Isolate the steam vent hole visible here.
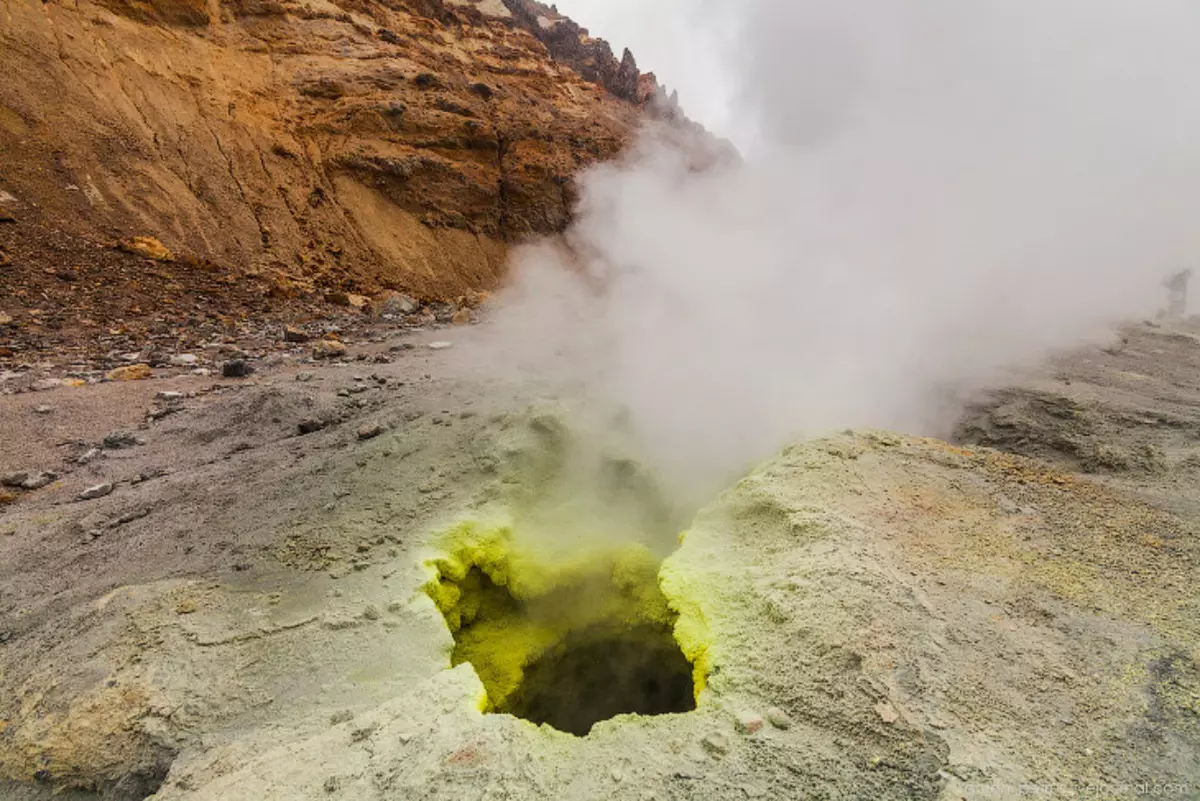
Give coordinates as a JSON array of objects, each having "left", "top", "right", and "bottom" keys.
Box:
[{"left": 424, "top": 524, "right": 700, "bottom": 736}]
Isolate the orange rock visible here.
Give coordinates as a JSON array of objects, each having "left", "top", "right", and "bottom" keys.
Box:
[
  {"left": 118, "top": 237, "right": 174, "bottom": 262},
  {"left": 107, "top": 364, "right": 153, "bottom": 381}
]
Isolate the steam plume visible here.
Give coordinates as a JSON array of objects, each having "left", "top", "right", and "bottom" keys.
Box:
[{"left": 486, "top": 0, "right": 1200, "bottom": 500}]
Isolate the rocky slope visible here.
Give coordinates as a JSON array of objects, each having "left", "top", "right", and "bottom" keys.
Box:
[{"left": 0, "top": 0, "right": 691, "bottom": 331}]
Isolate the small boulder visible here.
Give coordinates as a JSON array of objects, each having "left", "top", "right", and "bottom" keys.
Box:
[
  {"left": 313, "top": 340, "right": 347, "bottom": 360},
  {"left": 222, "top": 359, "right": 254, "bottom": 378},
  {"left": 103, "top": 430, "right": 139, "bottom": 449},
  {"left": 283, "top": 325, "right": 310, "bottom": 343},
  {"left": 169, "top": 354, "right": 199, "bottom": 367},
  {"left": 765, "top": 707, "right": 793, "bottom": 730},
  {"left": 118, "top": 236, "right": 174, "bottom": 262},
  {"left": 357, "top": 423, "right": 385, "bottom": 441},
  {"left": 1, "top": 472, "right": 30, "bottom": 487},
  {"left": 298, "top": 418, "right": 329, "bottom": 435},
  {"left": 79, "top": 483, "right": 114, "bottom": 501},
  {"left": 107, "top": 364, "right": 153, "bottom": 381},
  {"left": 20, "top": 471, "right": 58, "bottom": 490},
  {"left": 370, "top": 292, "right": 418, "bottom": 318}
]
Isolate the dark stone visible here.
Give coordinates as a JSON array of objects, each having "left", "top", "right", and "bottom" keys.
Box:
[{"left": 222, "top": 359, "right": 254, "bottom": 378}]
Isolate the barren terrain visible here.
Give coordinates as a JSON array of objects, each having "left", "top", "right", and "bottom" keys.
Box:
[{"left": 0, "top": 314, "right": 1196, "bottom": 801}]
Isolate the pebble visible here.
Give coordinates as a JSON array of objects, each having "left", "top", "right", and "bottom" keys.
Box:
[
  {"left": 357, "top": 424, "right": 385, "bottom": 441},
  {"left": 169, "top": 354, "right": 199, "bottom": 367},
  {"left": 298, "top": 418, "right": 329, "bottom": 435},
  {"left": 77, "top": 449, "right": 101, "bottom": 465},
  {"left": 875, "top": 701, "right": 900, "bottom": 724},
  {"left": 295, "top": 372, "right": 315, "bottom": 382},
  {"left": 33, "top": 404, "right": 53, "bottom": 414},
  {"left": 79, "top": 483, "right": 114, "bottom": 501},
  {"left": 701, "top": 732, "right": 730, "bottom": 755},
  {"left": 766, "top": 707, "right": 793, "bottom": 730},
  {"left": 427, "top": 341, "right": 453, "bottom": 350},
  {"left": 192, "top": 368, "right": 212, "bottom": 377},
  {"left": 735, "top": 712, "right": 764, "bottom": 735},
  {"left": 222, "top": 359, "right": 254, "bottom": 378},
  {"left": 103, "top": 430, "right": 139, "bottom": 449},
  {"left": 156, "top": 391, "right": 185, "bottom": 402}
]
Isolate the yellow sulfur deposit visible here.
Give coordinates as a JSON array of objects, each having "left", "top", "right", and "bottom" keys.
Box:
[{"left": 422, "top": 520, "right": 706, "bottom": 730}]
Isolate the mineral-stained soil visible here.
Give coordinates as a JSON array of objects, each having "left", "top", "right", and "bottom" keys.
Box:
[
  {"left": 0, "top": 317, "right": 1197, "bottom": 801},
  {"left": 0, "top": 0, "right": 717, "bottom": 365}
]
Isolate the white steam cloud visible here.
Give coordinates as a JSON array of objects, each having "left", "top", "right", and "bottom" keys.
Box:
[{"left": 486, "top": 0, "right": 1200, "bottom": 500}]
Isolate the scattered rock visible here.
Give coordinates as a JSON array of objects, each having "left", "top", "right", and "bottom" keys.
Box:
[
  {"left": 371, "top": 292, "right": 418, "bottom": 318},
  {"left": 0, "top": 312, "right": 12, "bottom": 326},
  {"left": 325, "top": 291, "right": 369, "bottom": 309},
  {"left": 295, "top": 371, "right": 315, "bottom": 382},
  {"left": 283, "top": 325, "right": 310, "bottom": 343},
  {"left": 156, "top": 391, "right": 185, "bottom": 402},
  {"left": 0, "top": 250, "right": 8, "bottom": 266},
  {"left": 427, "top": 341, "right": 453, "bottom": 350},
  {"left": 175, "top": 599, "right": 198, "bottom": 615},
  {"left": 298, "top": 418, "right": 329, "bottom": 435},
  {"left": 79, "top": 483, "right": 114, "bottom": 501},
  {"left": 222, "top": 359, "right": 254, "bottom": 378},
  {"left": 31, "top": 378, "right": 61, "bottom": 391},
  {"left": 765, "top": 707, "right": 793, "bottom": 730},
  {"left": 451, "top": 308, "right": 472, "bottom": 326},
  {"left": 118, "top": 235, "right": 174, "bottom": 261},
  {"left": 0, "top": 490, "right": 17, "bottom": 506},
  {"left": 735, "top": 712, "right": 764, "bottom": 735},
  {"left": 329, "top": 710, "right": 354, "bottom": 726},
  {"left": 103, "top": 430, "right": 139, "bottom": 449},
  {"left": 701, "top": 732, "right": 730, "bottom": 756},
  {"left": 111, "top": 507, "right": 151, "bottom": 527},
  {"left": 361, "top": 604, "right": 381, "bottom": 620},
  {"left": 33, "top": 405, "right": 53, "bottom": 415},
  {"left": 389, "top": 343, "right": 415, "bottom": 352},
  {"left": 20, "top": 471, "right": 58, "bottom": 490},
  {"left": 357, "top": 423, "right": 385, "bottom": 441},
  {"left": 107, "top": 363, "right": 153, "bottom": 381},
  {"left": 313, "top": 340, "right": 347, "bottom": 360},
  {"left": 2, "top": 472, "right": 29, "bottom": 487},
  {"left": 875, "top": 701, "right": 900, "bottom": 725},
  {"left": 0, "top": 206, "right": 15, "bottom": 223},
  {"left": 169, "top": 353, "right": 199, "bottom": 367}
]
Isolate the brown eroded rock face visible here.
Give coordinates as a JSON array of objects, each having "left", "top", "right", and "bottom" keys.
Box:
[{"left": 0, "top": 0, "right": 702, "bottom": 311}]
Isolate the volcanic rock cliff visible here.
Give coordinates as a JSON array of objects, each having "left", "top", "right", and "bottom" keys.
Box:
[{"left": 0, "top": 0, "right": 692, "bottom": 308}]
